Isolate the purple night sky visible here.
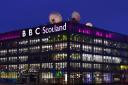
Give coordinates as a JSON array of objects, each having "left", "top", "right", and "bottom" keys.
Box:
[{"left": 0, "top": 0, "right": 128, "bottom": 35}]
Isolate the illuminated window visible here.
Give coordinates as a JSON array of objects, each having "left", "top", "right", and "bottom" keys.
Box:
[
  {"left": 82, "top": 36, "right": 92, "bottom": 43},
  {"left": 8, "top": 49, "right": 17, "bottom": 54},
  {"left": 82, "top": 45, "right": 92, "bottom": 52},
  {"left": 112, "top": 57, "right": 121, "bottom": 63},
  {"left": 94, "top": 38, "right": 102, "bottom": 45},
  {"left": 93, "top": 55, "right": 102, "bottom": 62},
  {"left": 54, "top": 43, "right": 67, "bottom": 51},
  {"left": 62, "top": 34, "right": 67, "bottom": 41},
  {"left": 103, "top": 48, "right": 111, "bottom": 54},
  {"left": 0, "top": 50, "right": 7, "bottom": 56},
  {"left": 8, "top": 65, "right": 18, "bottom": 79},
  {"left": 9, "top": 65, "right": 17, "bottom": 71},
  {"left": 104, "top": 40, "right": 120, "bottom": 48},
  {"left": 70, "top": 42, "right": 80, "bottom": 51},
  {"left": 70, "top": 63, "right": 80, "bottom": 69},
  {"left": 70, "top": 72, "right": 81, "bottom": 84},
  {"left": 70, "top": 34, "right": 81, "bottom": 42},
  {"left": 47, "top": 36, "right": 54, "bottom": 43},
  {"left": 29, "top": 64, "right": 40, "bottom": 72},
  {"left": 42, "top": 63, "right": 53, "bottom": 69},
  {"left": 103, "top": 73, "right": 111, "bottom": 83},
  {"left": 94, "top": 64, "right": 101, "bottom": 70},
  {"left": 30, "top": 38, "right": 40, "bottom": 45},
  {"left": 108, "top": 41, "right": 120, "bottom": 48},
  {"left": 42, "top": 44, "right": 53, "bottom": 52},
  {"left": 104, "top": 40, "right": 109, "bottom": 46},
  {"left": 18, "top": 40, "right": 28, "bottom": 45},
  {"left": 93, "top": 72, "right": 102, "bottom": 83},
  {"left": 0, "top": 58, "right": 7, "bottom": 62},
  {"left": 83, "top": 63, "right": 92, "bottom": 69},
  {"left": 55, "top": 62, "right": 67, "bottom": 69},
  {"left": 94, "top": 46, "right": 102, "bottom": 53},
  {"left": 19, "top": 48, "right": 28, "bottom": 53},
  {"left": 103, "top": 56, "right": 112, "bottom": 63},
  {"left": 104, "top": 39, "right": 114, "bottom": 47},
  {"left": 19, "top": 64, "right": 29, "bottom": 75},
  {"left": 54, "top": 34, "right": 67, "bottom": 42},
  {"left": 42, "top": 72, "right": 53, "bottom": 79},
  {"left": 42, "top": 38, "right": 49, "bottom": 43},
  {"left": 8, "top": 72, "right": 18, "bottom": 79},
  {"left": 82, "top": 54, "right": 93, "bottom": 61},
  {"left": 70, "top": 53, "right": 80, "bottom": 60},
  {"left": 83, "top": 72, "right": 92, "bottom": 84},
  {"left": 0, "top": 65, "right": 8, "bottom": 78},
  {"left": 30, "top": 46, "right": 40, "bottom": 53},
  {"left": 0, "top": 65, "right": 7, "bottom": 71},
  {"left": 9, "top": 57, "right": 17, "bottom": 62},
  {"left": 120, "top": 65, "right": 128, "bottom": 70},
  {"left": 53, "top": 53, "right": 67, "bottom": 61},
  {"left": 19, "top": 56, "right": 28, "bottom": 62}
]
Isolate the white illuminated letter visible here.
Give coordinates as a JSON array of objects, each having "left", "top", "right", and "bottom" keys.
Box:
[
  {"left": 42, "top": 27, "right": 46, "bottom": 34},
  {"left": 22, "top": 30, "right": 26, "bottom": 37},
  {"left": 29, "top": 29, "right": 33, "bottom": 36},
  {"left": 35, "top": 28, "right": 40, "bottom": 35},
  {"left": 63, "top": 23, "right": 67, "bottom": 30}
]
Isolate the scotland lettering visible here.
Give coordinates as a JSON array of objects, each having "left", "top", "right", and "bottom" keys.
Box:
[{"left": 22, "top": 23, "right": 67, "bottom": 37}]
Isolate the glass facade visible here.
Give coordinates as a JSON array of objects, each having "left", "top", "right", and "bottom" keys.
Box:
[{"left": 0, "top": 22, "right": 128, "bottom": 84}]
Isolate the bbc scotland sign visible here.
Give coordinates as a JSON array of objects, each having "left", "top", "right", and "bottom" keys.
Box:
[{"left": 22, "top": 23, "right": 67, "bottom": 37}]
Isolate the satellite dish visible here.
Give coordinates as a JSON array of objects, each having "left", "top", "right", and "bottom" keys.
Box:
[
  {"left": 72, "top": 11, "right": 81, "bottom": 22},
  {"left": 85, "top": 22, "right": 93, "bottom": 27},
  {"left": 49, "top": 12, "right": 62, "bottom": 24}
]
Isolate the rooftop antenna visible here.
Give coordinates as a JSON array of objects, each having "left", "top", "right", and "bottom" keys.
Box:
[
  {"left": 49, "top": 12, "right": 62, "bottom": 24},
  {"left": 85, "top": 22, "right": 93, "bottom": 27},
  {"left": 71, "top": 11, "right": 81, "bottom": 22}
]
